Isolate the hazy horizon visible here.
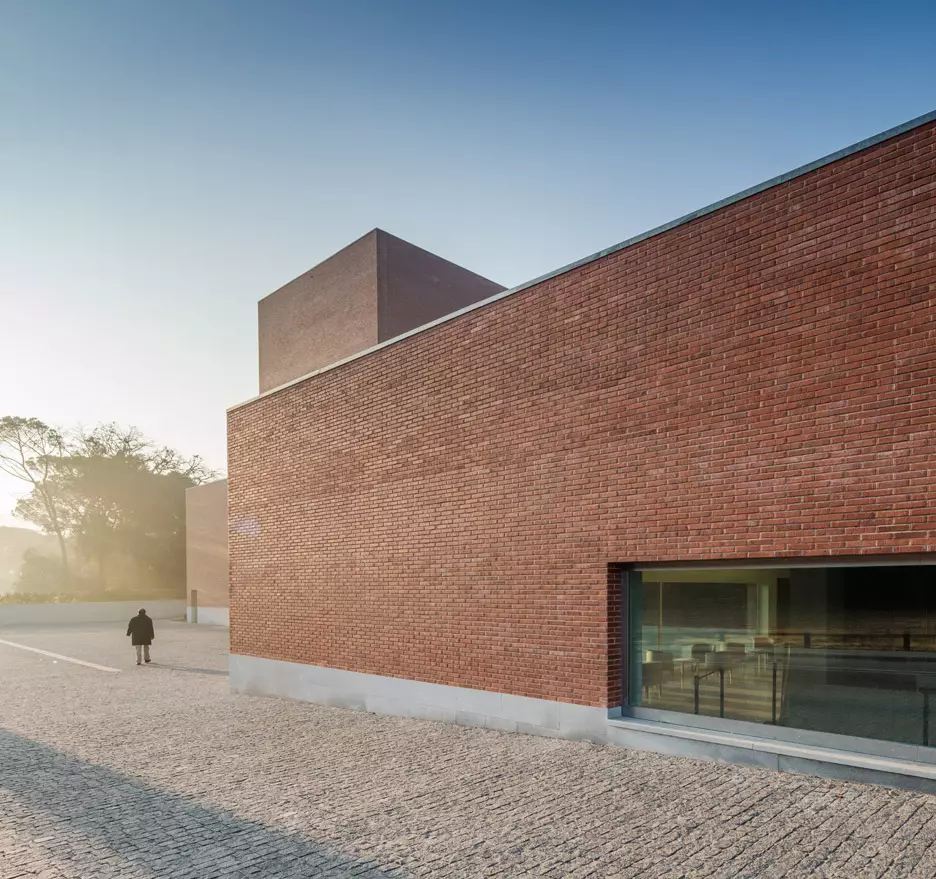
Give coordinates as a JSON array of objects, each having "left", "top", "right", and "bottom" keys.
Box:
[{"left": 2, "top": 0, "right": 935, "bottom": 527}]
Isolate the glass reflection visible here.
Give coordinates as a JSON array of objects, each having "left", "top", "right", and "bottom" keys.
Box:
[{"left": 628, "top": 565, "right": 936, "bottom": 748}]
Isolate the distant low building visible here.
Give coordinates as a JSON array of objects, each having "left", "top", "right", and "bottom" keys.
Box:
[{"left": 185, "top": 479, "right": 229, "bottom": 625}]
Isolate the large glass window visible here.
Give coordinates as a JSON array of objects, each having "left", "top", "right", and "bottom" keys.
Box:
[{"left": 627, "top": 564, "right": 936, "bottom": 748}]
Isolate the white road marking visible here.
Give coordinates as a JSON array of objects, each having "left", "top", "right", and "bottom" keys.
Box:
[{"left": 0, "top": 638, "right": 121, "bottom": 673}]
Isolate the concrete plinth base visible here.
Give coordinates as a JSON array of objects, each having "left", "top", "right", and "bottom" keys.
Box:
[
  {"left": 228, "top": 654, "right": 936, "bottom": 793},
  {"left": 229, "top": 654, "right": 609, "bottom": 741}
]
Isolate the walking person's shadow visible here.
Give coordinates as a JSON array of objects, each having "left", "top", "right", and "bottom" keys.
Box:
[{"left": 144, "top": 663, "right": 229, "bottom": 677}]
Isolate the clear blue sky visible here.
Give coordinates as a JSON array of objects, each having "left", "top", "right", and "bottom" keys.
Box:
[{"left": 1, "top": 0, "right": 934, "bottom": 525}]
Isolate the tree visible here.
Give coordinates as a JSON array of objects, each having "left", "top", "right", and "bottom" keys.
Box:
[
  {"left": 77, "top": 423, "right": 214, "bottom": 482},
  {"left": 0, "top": 417, "right": 70, "bottom": 585},
  {"left": 13, "top": 548, "right": 83, "bottom": 596},
  {"left": 3, "top": 417, "right": 219, "bottom": 597},
  {"left": 11, "top": 421, "right": 216, "bottom": 594},
  {"left": 64, "top": 424, "right": 215, "bottom": 591}
]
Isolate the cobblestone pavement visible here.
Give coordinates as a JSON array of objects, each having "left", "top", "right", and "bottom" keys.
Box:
[{"left": 1, "top": 623, "right": 935, "bottom": 878}]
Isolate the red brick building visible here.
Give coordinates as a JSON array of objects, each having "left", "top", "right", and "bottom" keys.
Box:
[{"left": 228, "top": 111, "right": 936, "bottom": 788}]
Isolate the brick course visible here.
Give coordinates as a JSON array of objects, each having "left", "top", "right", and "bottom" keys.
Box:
[{"left": 228, "top": 119, "right": 936, "bottom": 709}]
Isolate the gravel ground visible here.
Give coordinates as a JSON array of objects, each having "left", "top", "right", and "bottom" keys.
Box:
[{"left": 0, "top": 621, "right": 935, "bottom": 878}]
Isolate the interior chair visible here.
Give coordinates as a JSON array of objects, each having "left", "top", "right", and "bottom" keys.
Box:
[
  {"left": 753, "top": 635, "right": 775, "bottom": 667},
  {"left": 704, "top": 650, "right": 733, "bottom": 684},
  {"left": 642, "top": 661, "right": 664, "bottom": 699},
  {"left": 647, "top": 650, "right": 675, "bottom": 682},
  {"left": 724, "top": 641, "right": 747, "bottom": 675}
]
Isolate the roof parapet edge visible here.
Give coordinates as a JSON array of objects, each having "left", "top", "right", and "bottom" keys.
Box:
[{"left": 229, "top": 108, "right": 936, "bottom": 414}]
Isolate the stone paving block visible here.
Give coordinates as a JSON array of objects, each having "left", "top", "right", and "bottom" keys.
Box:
[{"left": 0, "top": 622, "right": 934, "bottom": 878}]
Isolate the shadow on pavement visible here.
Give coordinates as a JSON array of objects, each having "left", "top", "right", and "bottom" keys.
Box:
[
  {"left": 0, "top": 727, "right": 401, "bottom": 878},
  {"left": 145, "top": 663, "right": 229, "bottom": 676}
]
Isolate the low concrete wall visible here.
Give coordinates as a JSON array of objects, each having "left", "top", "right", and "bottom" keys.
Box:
[
  {"left": 186, "top": 606, "right": 229, "bottom": 627},
  {"left": 0, "top": 599, "right": 185, "bottom": 626}
]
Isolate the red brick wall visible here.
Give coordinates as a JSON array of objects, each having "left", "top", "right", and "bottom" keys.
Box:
[
  {"left": 228, "top": 119, "right": 936, "bottom": 709},
  {"left": 378, "top": 230, "right": 505, "bottom": 340},
  {"left": 258, "top": 231, "right": 379, "bottom": 393}
]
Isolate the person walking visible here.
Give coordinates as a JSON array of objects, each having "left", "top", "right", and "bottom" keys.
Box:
[{"left": 127, "top": 608, "right": 155, "bottom": 665}]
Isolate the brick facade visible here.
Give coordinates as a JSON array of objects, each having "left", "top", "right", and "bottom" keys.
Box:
[
  {"left": 228, "top": 118, "right": 936, "bottom": 709},
  {"left": 258, "top": 229, "right": 504, "bottom": 394},
  {"left": 258, "top": 232, "right": 378, "bottom": 393}
]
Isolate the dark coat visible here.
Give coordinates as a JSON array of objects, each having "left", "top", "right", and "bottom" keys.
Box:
[{"left": 127, "top": 613, "right": 155, "bottom": 646}]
